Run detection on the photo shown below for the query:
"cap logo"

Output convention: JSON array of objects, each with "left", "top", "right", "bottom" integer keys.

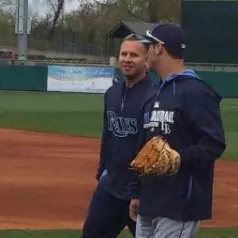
[{"left": 181, "top": 44, "right": 186, "bottom": 49}]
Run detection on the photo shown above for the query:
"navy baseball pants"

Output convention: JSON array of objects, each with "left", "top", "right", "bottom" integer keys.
[{"left": 81, "top": 184, "right": 136, "bottom": 237}]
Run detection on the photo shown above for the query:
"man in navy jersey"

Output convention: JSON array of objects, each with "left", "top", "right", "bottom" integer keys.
[
  {"left": 82, "top": 34, "right": 157, "bottom": 238},
  {"left": 129, "top": 23, "right": 226, "bottom": 238}
]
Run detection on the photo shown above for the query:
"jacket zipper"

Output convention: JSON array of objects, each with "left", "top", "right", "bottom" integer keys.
[
  {"left": 186, "top": 176, "right": 193, "bottom": 200},
  {"left": 146, "top": 81, "right": 165, "bottom": 111},
  {"left": 121, "top": 88, "right": 128, "bottom": 111},
  {"left": 156, "top": 80, "right": 166, "bottom": 97}
]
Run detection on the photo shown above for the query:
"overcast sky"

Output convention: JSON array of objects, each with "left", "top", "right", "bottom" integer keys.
[{"left": 28, "top": 0, "right": 80, "bottom": 15}]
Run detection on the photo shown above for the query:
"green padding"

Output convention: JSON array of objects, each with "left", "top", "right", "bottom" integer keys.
[
  {"left": 196, "top": 71, "right": 238, "bottom": 98},
  {"left": 0, "top": 65, "right": 48, "bottom": 91},
  {"left": 115, "top": 67, "right": 238, "bottom": 98}
]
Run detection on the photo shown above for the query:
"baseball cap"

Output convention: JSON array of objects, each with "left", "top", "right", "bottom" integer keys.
[{"left": 141, "top": 23, "right": 186, "bottom": 58}]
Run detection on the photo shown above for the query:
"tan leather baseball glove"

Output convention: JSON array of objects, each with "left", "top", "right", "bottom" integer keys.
[{"left": 130, "top": 136, "right": 181, "bottom": 176}]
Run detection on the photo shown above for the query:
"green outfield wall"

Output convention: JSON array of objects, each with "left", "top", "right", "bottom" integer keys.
[
  {"left": 197, "top": 71, "right": 238, "bottom": 98},
  {"left": 115, "top": 68, "right": 238, "bottom": 98},
  {"left": 0, "top": 65, "right": 47, "bottom": 91},
  {"left": 0, "top": 65, "right": 237, "bottom": 98}
]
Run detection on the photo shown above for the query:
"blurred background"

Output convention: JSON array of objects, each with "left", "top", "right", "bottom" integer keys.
[
  {"left": 0, "top": 0, "right": 238, "bottom": 70},
  {"left": 0, "top": 0, "right": 189, "bottom": 66}
]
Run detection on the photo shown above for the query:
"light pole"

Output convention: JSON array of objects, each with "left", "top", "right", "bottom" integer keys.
[{"left": 15, "top": 0, "right": 30, "bottom": 62}]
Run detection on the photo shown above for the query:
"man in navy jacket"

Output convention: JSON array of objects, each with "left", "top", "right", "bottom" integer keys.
[
  {"left": 129, "top": 23, "right": 226, "bottom": 238},
  {"left": 82, "top": 34, "right": 157, "bottom": 237}
]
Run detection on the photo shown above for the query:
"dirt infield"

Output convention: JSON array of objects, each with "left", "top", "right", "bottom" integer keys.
[{"left": 0, "top": 129, "right": 237, "bottom": 229}]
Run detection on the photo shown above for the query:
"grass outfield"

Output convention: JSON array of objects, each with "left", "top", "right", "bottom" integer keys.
[
  {"left": 0, "top": 91, "right": 237, "bottom": 236},
  {"left": 0, "top": 228, "right": 238, "bottom": 237},
  {"left": 0, "top": 91, "right": 104, "bottom": 137},
  {"left": 220, "top": 99, "right": 238, "bottom": 159},
  {"left": 0, "top": 91, "right": 237, "bottom": 159}
]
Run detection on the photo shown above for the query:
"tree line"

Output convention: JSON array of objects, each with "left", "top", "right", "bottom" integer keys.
[{"left": 0, "top": 0, "right": 181, "bottom": 56}]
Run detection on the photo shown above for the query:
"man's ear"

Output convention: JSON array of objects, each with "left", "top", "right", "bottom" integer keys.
[
  {"left": 145, "top": 54, "right": 149, "bottom": 69},
  {"left": 145, "top": 61, "right": 150, "bottom": 69},
  {"left": 154, "top": 44, "right": 162, "bottom": 55}
]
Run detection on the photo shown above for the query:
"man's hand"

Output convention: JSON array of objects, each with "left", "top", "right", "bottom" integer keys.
[{"left": 129, "top": 199, "right": 139, "bottom": 222}]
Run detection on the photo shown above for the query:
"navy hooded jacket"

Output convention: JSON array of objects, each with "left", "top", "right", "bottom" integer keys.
[
  {"left": 96, "top": 75, "right": 157, "bottom": 200},
  {"left": 138, "top": 70, "right": 226, "bottom": 221}
]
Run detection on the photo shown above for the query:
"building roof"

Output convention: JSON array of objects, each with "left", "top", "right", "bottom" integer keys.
[{"left": 107, "top": 21, "right": 159, "bottom": 38}]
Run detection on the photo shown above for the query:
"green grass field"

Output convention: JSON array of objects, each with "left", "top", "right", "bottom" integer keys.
[
  {"left": 0, "top": 90, "right": 237, "bottom": 237},
  {"left": 0, "top": 91, "right": 104, "bottom": 137},
  {"left": 0, "top": 228, "right": 238, "bottom": 238},
  {"left": 0, "top": 91, "right": 237, "bottom": 158}
]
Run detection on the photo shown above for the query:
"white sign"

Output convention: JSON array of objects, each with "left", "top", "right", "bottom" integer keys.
[{"left": 47, "top": 65, "right": 115, "bottom": 93}]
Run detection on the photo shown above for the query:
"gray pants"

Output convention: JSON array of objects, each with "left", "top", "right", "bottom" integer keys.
[{"left": 136, "top": 215, "right": 200, "bottom": 238}]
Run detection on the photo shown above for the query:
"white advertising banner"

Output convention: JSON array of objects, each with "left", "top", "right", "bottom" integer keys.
[{"left": 47, "top": 65, "right": 115, "bottom": 93}]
